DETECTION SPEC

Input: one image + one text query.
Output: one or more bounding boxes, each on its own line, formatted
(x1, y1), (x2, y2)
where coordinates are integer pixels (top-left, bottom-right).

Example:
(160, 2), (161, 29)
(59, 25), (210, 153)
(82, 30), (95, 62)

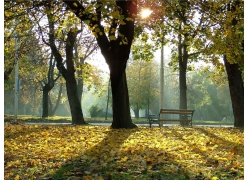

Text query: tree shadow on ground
(29, 126), (244, 180)
(160, 126), (244, 179)
(46, 127), (195, 180)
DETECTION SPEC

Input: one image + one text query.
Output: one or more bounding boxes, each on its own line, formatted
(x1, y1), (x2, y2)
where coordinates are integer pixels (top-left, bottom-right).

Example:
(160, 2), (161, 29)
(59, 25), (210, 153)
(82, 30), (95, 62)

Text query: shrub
(89, 104), (104, 117)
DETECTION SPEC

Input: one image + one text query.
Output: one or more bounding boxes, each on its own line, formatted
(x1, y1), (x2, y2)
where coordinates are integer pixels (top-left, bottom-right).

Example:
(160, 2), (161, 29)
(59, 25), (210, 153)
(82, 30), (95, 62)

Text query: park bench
(147, 109), (195, 127)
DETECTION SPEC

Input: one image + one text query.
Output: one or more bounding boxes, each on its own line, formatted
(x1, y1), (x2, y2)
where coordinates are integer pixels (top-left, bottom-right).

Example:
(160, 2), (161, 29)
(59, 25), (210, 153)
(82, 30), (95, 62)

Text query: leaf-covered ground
(4, 124), (243, 180)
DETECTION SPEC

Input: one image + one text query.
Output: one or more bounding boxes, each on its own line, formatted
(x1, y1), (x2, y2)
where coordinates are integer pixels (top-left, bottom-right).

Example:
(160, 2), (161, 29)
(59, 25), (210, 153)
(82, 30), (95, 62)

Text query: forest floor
(4, 118), (243, 180)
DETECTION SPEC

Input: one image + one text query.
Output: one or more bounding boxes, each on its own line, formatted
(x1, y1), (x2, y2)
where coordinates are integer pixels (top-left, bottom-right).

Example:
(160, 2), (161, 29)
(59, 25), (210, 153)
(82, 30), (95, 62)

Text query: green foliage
(127, 59), (159, 112)
(186, 70), (231, 120)
(132, 33), (156, 62)
(88, 104), (104, 118)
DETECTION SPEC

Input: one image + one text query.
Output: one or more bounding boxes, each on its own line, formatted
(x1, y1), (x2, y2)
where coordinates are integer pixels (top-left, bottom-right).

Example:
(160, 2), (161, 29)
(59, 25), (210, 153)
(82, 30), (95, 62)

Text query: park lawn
(4, 115), (234, 125)
(4, 124), (243, 180)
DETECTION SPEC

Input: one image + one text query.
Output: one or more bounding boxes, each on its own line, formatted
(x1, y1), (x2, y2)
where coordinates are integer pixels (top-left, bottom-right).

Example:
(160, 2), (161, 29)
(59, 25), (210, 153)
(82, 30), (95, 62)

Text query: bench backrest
(159, 109), (195, 115)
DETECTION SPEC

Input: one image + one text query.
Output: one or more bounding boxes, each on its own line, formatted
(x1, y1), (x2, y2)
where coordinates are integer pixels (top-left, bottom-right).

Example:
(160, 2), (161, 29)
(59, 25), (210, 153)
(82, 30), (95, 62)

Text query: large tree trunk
(178, 31), (188, 126)
(110, 70), (136, 128)
(179, 65), (187, 110)
(66, 75), (85, 124)
(223, 56), (244, 127)
(42, 85), (50, 117)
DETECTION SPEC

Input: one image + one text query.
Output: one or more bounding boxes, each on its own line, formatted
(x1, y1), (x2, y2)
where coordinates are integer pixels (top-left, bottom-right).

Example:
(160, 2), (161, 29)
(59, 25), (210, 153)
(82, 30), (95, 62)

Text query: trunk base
(111, 122), (137, 129)
(72, 122), (88, 125)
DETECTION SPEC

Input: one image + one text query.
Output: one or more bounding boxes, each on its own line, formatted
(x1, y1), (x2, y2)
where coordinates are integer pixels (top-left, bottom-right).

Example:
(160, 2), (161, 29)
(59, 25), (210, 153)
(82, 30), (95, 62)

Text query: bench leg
(159, 121), (163, 127)
(149, 121), (152, 128)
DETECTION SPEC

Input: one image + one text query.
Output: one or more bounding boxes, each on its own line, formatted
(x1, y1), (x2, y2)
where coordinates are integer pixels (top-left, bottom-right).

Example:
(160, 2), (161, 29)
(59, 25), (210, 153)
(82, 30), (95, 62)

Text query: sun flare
(141, 9), (152, 19)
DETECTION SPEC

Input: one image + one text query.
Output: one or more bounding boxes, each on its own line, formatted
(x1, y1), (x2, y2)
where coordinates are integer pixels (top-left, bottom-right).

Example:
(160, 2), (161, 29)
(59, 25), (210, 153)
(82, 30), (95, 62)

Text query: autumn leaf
(4, 125), (244, 179)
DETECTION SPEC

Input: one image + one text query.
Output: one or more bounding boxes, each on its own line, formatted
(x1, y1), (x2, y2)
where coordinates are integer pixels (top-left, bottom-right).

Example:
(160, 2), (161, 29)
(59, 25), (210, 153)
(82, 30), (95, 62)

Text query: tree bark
(49, 83), (63, 116)
(42, 53), (57, 118)
(74, 43), (84, 104)
(42, 84), (51, 117)
(105, 79), (111, 120)
(110, 70), (136, 128)
(65, 29), (86, 125)
(223, 55), (244, 127)
(132, 104), (139, 119)
(178, 25), (188, 126)
(179, 43), (188, 110)
(77, 57), (84, 104)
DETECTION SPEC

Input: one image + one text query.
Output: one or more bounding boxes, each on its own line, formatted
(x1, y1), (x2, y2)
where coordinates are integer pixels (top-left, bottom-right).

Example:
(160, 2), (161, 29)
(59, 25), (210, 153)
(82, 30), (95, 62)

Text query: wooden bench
(147, 109), (195, 127)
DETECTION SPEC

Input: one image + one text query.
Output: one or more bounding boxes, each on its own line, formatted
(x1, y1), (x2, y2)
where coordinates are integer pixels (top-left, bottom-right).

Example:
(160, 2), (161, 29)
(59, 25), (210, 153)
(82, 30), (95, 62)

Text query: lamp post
(14, 34), (19, 119)
(160, 42), (164, 110)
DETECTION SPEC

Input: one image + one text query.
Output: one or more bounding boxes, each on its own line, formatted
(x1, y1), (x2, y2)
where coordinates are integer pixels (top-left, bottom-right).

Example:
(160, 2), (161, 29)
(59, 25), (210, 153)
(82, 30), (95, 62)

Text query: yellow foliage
(4, 125), (244, 179)
(109, 35), (116, 41)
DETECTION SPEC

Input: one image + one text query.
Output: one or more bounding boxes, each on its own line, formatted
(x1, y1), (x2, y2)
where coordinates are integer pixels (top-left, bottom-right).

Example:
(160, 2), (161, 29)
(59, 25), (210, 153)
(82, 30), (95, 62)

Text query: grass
(4, 115), (234, 126)
(4, 123), (243, 180)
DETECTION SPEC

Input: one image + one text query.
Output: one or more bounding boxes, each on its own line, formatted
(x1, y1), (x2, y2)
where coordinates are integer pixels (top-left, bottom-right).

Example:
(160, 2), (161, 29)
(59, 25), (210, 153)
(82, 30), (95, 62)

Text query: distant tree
(187, 70), (231, 120)
(127, 59), (159, 118)
(4, 2), (49, 115)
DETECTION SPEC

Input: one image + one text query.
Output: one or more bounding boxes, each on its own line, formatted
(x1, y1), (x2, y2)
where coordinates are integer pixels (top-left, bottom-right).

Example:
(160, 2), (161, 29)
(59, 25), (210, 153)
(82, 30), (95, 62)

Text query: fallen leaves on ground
(4, 124), (244, 180)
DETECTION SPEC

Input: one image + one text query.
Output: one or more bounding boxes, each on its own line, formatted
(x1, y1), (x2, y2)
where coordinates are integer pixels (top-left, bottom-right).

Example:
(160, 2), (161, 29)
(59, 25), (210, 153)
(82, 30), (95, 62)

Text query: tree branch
(63, 0), (111, 62)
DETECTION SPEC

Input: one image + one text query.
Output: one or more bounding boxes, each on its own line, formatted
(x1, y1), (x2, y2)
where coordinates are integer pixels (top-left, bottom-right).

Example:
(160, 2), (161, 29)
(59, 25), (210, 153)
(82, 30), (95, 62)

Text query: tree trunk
(66, 76), (85, 124)
(110, 70), (137, 128)
(135, 103), (140, 119)
(42, 85), (50, 117)
(178, 31), (188, 126)
(75, 45), (84, 103)
(77, 75), (83, 104)
(105, 79), (111, 120)
(179, 65), (187, 110)
(223, 55), (244, 127)
(179, 46), (188, 110)
(49, 83), (63, 116)
(66, 29), (87, 125)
